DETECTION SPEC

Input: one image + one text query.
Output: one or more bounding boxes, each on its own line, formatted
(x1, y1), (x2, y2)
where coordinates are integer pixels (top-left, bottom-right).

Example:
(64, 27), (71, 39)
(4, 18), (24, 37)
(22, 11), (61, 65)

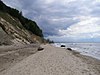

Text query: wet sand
(0, 44), (100, 75)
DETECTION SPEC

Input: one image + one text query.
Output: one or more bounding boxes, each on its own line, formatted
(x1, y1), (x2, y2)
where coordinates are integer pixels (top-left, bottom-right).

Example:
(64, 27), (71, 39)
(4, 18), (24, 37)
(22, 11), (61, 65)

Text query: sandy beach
(0, 44), (100, 75)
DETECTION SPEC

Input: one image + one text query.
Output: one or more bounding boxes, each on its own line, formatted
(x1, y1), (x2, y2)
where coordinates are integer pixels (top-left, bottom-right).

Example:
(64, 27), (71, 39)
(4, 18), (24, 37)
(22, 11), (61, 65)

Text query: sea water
(53, 43), (100, 60)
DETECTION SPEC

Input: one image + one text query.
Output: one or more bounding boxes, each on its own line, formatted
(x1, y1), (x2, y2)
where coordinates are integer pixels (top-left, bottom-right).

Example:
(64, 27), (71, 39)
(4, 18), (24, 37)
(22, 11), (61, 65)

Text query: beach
(0, 44), (100, 75)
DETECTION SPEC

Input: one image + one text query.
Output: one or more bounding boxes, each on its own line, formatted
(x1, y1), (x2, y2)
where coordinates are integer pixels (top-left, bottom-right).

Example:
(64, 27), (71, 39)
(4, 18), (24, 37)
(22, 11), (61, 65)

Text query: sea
(52, 43), (100, 60)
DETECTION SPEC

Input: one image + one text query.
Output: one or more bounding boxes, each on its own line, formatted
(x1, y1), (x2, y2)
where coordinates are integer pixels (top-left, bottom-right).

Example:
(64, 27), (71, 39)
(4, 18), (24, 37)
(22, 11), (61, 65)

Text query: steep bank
(0, 0), (43, 45)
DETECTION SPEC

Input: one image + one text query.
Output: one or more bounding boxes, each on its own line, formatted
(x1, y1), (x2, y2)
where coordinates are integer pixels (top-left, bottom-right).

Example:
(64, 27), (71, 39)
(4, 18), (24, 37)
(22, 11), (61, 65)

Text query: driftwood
(38, 47), (44, 51)
(67, 48), (72, 51)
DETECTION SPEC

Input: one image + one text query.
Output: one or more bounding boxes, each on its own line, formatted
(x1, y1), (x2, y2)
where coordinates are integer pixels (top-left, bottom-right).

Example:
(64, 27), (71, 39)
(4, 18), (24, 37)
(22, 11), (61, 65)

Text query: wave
(52, 43), (100, 60)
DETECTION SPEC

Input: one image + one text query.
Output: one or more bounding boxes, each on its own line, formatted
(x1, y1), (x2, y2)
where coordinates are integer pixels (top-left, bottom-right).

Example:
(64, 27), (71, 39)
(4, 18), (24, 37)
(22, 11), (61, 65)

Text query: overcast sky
(3, 0), (100, 42)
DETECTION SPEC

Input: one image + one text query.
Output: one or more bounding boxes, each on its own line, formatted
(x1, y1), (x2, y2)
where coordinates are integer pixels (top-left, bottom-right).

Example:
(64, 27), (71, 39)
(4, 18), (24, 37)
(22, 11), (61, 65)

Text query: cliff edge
(0, 0), (44, 45)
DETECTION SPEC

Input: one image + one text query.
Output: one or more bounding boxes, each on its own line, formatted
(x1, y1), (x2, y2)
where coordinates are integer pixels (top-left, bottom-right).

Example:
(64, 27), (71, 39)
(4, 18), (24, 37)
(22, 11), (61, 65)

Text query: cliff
(0, 0), (43, 45)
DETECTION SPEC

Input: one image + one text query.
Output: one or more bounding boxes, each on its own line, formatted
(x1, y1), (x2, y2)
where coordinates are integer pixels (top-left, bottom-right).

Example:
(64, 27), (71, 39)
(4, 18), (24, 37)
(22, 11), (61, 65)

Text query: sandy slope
(0, 44), (100, 75)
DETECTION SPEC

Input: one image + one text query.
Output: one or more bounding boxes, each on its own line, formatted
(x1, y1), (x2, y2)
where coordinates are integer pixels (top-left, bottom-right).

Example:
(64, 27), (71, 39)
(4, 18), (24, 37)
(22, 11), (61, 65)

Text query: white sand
(0, 44), (100, 75)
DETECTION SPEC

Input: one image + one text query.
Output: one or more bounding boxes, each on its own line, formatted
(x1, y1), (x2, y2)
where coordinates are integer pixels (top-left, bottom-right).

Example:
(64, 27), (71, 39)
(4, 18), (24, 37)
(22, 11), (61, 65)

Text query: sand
(0, 44), (100, 75)
(0, 44), (39, 72)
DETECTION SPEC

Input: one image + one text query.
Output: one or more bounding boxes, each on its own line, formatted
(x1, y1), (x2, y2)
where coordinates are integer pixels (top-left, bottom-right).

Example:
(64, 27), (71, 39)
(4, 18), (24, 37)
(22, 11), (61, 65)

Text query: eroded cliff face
(0, 0), (44, 45)
(0, 26), (12, 45)
(0, 13), (42, 45)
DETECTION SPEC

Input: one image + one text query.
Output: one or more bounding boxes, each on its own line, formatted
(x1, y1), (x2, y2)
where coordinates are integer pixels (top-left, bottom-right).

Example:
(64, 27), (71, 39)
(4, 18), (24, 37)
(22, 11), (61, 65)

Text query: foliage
(46, 39), (54, 44)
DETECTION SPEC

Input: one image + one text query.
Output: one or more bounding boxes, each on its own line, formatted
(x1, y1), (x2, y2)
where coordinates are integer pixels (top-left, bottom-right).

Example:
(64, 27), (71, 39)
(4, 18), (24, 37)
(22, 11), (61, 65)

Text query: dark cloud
(3, 0), (100, 42)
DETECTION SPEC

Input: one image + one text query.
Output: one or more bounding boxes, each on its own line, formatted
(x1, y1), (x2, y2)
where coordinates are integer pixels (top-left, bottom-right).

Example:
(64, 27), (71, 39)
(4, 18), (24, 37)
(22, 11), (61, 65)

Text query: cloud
(3, 0), (100, 42)
(3, 0), (22, 10)
(59, 16), (100, 38)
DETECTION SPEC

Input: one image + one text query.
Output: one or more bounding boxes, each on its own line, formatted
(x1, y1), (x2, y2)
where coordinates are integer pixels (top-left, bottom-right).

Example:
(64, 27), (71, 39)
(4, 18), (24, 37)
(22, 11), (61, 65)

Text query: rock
(61, 45), (66, 47)
(38, 47), (44, 51)
(67, 48), (72, 51)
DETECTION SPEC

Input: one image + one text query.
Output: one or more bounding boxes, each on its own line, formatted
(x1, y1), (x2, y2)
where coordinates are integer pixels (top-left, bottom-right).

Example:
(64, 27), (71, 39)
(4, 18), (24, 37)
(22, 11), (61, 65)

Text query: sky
(3, 0), (100, 42)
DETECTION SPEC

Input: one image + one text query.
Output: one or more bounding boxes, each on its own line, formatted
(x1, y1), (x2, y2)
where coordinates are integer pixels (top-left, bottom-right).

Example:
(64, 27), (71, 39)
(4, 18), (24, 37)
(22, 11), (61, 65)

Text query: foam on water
(53, 43), (100, 60)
